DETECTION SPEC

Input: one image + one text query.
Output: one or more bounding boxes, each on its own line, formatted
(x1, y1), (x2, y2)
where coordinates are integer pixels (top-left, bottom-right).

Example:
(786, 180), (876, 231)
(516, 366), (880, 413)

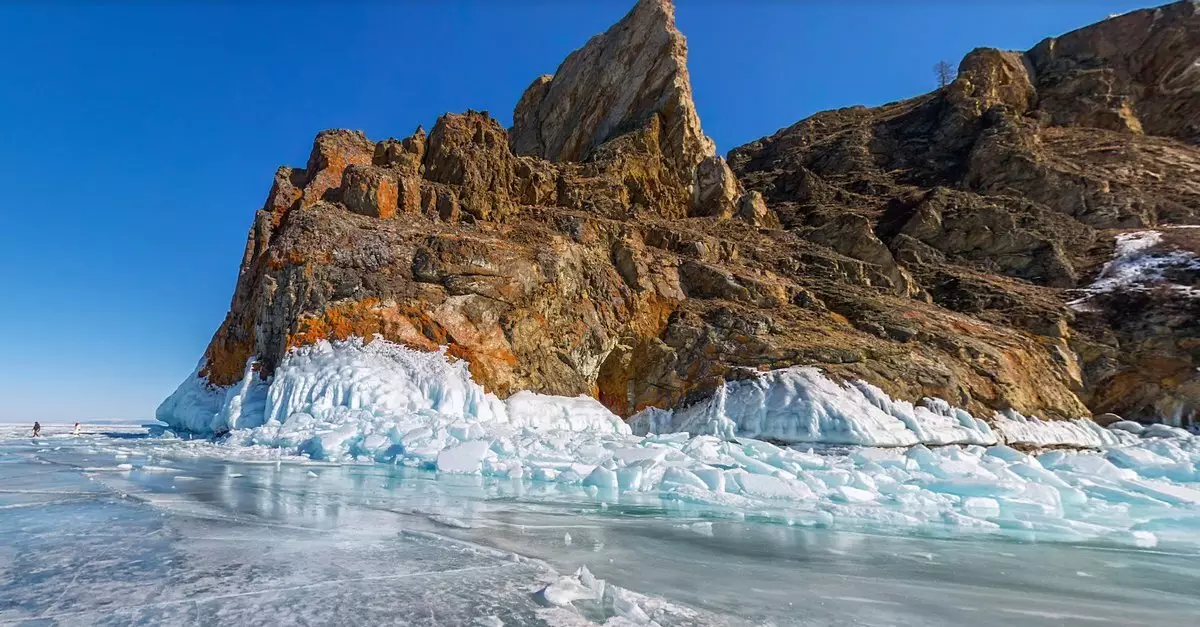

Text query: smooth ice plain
(3, 424), (1200, 626)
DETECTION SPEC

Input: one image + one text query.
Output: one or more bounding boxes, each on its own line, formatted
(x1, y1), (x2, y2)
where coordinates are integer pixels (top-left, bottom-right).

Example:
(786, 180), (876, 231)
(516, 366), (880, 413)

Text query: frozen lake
(3, 426), (1199, 626)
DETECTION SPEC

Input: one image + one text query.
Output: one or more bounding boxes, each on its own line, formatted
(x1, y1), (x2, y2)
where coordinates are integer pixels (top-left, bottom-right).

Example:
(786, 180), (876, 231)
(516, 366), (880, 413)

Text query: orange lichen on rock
(199, 318), (257, 387)
(278, 296), (537, 398)
(288, 298), (391, 348)
(301, 130), (375, 207)
(285, 297), (525, 395)
(375, 176), (399, 219)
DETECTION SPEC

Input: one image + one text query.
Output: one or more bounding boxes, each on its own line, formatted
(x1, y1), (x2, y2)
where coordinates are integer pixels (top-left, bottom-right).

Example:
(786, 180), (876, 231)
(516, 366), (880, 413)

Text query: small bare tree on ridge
(934, 60), (956, 88)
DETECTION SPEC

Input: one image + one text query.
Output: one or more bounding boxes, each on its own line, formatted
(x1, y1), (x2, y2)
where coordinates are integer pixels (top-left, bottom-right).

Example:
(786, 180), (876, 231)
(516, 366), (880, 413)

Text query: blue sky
(0, 1), (1149, 423)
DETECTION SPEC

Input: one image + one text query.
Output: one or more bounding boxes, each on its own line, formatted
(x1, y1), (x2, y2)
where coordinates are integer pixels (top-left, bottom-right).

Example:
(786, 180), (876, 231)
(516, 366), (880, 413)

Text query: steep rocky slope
(728, 0), (1200, 424)
(182, 0), (1200, 427)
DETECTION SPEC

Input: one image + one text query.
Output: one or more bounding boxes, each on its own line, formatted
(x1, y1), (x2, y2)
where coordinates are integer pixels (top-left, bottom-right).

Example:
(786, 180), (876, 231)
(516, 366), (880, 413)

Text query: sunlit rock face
(727, 1), (1200, 425)
(181, 0), (1199, 426)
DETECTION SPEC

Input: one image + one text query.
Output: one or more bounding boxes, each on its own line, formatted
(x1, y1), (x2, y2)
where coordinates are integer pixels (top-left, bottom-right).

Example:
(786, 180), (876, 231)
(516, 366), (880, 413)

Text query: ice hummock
(158, 338), (627, 438)
(154, 337), (1200, 548)
(157, 338), (1125, 458)
(630, 368), (1000, 447)
(628, 367), (1132, 449)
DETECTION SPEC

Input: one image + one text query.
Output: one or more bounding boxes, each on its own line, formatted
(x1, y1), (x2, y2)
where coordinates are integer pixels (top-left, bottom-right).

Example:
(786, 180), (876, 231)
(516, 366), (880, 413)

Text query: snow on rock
(1110, 420), (1146, 435)
(1070, 228), (1200, 309)
(155, 337), (1200, 548)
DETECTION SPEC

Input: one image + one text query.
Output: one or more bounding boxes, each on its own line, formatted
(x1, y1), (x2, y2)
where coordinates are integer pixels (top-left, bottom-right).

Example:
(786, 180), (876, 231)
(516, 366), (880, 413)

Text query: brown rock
(735, 191), (779, 228)
(373, 126), (426, 175)
(341, 165), (399, 219)
(509, 0), (715, 175)
(301, 130), (375, 207)
(691, 156), (741, 218)
(949, 48), (1037, 116)
(1028, 2), (1200, 141)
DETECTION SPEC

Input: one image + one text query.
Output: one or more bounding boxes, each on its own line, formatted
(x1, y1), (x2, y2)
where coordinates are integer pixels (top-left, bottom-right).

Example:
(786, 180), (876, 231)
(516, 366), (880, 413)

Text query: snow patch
(1070, 228), (1200, 309)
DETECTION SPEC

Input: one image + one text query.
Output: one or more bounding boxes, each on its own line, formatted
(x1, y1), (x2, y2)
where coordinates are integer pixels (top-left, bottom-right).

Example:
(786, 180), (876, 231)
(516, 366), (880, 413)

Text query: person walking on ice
(32, 422), (41, 437)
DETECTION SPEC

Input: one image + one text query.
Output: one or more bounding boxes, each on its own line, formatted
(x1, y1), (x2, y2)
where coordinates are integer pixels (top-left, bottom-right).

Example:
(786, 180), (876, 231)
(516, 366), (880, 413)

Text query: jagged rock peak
(509, 0), (716, 171)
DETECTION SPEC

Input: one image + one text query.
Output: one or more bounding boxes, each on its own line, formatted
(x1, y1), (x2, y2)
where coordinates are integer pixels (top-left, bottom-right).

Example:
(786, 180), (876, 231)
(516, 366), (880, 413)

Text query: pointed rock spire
(510, 0), (715, 172)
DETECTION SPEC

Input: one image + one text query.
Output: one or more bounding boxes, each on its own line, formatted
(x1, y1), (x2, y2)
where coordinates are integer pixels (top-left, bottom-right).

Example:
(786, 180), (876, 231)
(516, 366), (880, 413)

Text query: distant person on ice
(72, 422), (81, 435)
(32, 422), (41, 437)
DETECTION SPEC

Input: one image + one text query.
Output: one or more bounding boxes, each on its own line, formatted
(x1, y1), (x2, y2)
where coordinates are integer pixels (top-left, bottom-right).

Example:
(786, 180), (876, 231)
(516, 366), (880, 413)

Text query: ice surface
(4, 432), (1200, 626)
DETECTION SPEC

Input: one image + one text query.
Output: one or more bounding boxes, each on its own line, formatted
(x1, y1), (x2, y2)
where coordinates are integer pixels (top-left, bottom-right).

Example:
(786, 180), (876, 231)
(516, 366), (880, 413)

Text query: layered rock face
(191, 0), (1200, 426)
(728, 1), (1200, 424)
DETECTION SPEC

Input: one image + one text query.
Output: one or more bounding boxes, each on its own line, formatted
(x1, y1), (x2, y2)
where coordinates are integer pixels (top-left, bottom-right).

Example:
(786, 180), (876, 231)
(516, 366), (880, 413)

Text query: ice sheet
(4, 434), (1200, 626)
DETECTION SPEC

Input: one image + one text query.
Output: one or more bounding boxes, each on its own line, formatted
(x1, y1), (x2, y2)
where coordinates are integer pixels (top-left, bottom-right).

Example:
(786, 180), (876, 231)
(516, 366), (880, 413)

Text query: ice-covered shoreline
(160, 337), (1139, 454)
(149, 338), (1200, 549)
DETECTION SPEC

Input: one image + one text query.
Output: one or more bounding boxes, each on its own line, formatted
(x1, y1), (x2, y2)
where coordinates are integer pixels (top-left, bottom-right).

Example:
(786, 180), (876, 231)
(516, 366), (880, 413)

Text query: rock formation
(184, 0), (1200, 427)
(728, 1), (1200, 424)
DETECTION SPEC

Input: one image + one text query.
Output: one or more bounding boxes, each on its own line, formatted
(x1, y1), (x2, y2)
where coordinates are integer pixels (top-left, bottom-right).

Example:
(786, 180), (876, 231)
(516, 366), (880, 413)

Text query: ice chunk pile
(535, 565), (699, 624)
(157, 338), (1200, 547)
(157, 338), (628, 448)
(661, 436), (1200, 547)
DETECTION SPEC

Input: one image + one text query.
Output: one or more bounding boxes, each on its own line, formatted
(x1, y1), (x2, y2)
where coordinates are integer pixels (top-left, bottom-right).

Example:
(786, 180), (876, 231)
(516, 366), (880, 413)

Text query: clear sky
(0, 1), (1151, 423)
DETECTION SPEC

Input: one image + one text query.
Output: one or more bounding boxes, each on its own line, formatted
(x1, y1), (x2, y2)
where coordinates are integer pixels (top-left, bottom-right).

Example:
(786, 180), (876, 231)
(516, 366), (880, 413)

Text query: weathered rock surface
(509, 0), (714, 173)
(191, 0), (1200, 426)
(728, 1), (1200, 424)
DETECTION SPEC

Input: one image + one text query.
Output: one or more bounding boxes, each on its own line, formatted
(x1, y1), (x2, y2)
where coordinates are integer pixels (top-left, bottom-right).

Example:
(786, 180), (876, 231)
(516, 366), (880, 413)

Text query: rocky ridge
(187, 0), (1200, 427)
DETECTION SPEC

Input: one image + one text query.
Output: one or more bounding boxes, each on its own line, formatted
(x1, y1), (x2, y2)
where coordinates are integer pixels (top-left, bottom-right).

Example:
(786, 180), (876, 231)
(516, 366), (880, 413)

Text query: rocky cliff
(187, 0), (1200, 427)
